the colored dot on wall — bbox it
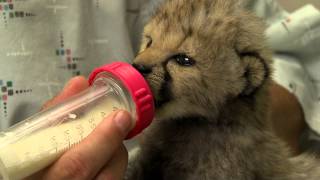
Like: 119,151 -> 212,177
0,80 -> 2,86
2,95 -> 7,101
7,81 -> 12,87
8,89 -> 13,96
25,13 -> 32,17
1,86 -> 7,92
75,71 -> 81,76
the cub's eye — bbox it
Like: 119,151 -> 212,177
145,35 -> 153,48
173,54 -> 195,66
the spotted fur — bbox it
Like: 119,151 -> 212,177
126,0 -> 320,179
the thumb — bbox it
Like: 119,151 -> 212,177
112,110 -> 135,137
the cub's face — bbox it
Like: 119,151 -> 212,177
133,0 -> 271,120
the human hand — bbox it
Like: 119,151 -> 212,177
28,76 -> 132,180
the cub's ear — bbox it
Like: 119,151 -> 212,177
239,52 -> 270,96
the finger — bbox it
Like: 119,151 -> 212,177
42,76 -> 89,110
43,110 -> 133,180
95,144 -> 128,180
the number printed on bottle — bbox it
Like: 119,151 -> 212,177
101,111 -> 107,118
112,106 -> 119,111
89,117 -> 97,130
64,130 -> 71,147
50,136 -> 58,152
76,125 -> 84,139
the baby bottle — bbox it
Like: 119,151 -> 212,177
0,62 -> 154,180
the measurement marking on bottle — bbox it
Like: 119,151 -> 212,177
76,125 -> 84,139
38,144 -> 45,157
100,112 -> 106,118
50,136 -> 58,153
64,130 -> 71,148
89,117 -> 97,130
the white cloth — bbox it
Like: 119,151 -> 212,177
265,4 -> 320,135
245,0 -> 320,135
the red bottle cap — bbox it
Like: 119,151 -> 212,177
88,62 -> 155,139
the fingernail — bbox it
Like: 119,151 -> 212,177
113,111 -> 132,134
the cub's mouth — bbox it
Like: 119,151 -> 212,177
132,63 -> 172,109
154,74 -> 172,108
144,74 -> 172,109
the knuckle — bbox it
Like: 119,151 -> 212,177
60,153 -> 91,179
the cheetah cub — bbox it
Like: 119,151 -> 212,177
127,0 -> 320,179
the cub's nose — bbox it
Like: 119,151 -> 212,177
132,63 -> 152,75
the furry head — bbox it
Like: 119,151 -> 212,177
133,0 -> 272,120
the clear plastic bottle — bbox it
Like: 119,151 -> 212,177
0,62 -> 154,180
